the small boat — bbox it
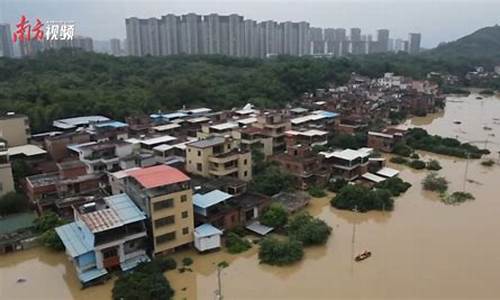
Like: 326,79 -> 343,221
16,278 -> 27,283
355,251 -> 372,262
476,97 -> 483,100
453,120 -> 462,125
483,126 -> 492,131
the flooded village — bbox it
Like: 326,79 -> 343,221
1,74 -> 500,299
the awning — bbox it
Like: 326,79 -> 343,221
361,172 -> 386,183
77,268 -> 108,284
376,167 -> 400,178
120,254 -> 150,272
246,221 -> 274,236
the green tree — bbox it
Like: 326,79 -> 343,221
331,184 -> 394,212
225,232 -> 252,254
259,203 -> 288,228
250,166 -> 296,196
426,159 -> 442,170
0,192 -> 30,216
258,237 -> 304,266
374,177 -> 412,197
422,172 -> 449,193
287,213 -> 332,246
112,261 -> 174,300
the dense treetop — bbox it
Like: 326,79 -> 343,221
0,46 -> 497,132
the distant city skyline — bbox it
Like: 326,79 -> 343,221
1,0 -> 500,49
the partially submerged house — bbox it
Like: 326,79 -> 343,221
56,193 -> 149,287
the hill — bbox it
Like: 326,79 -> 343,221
427,25 -> 500,63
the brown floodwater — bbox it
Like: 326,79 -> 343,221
2,92 -> 500,300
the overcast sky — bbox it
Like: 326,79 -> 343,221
1,0 -> 499,48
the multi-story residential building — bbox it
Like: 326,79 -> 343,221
253,112 -> 291,155
0,24 -> 14,58
408,33 -> 421,54
320,148 -> 371,181
0,140 -> 15,196
68,141 -> 134,173
56,193 -> 149,286
44,131 -> 91,162
185,136 -> 252,181
124,165 -> 194,256
0,113 -> 30,147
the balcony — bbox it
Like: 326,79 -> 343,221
209,166 -> 239,177
208,149 -> 245,164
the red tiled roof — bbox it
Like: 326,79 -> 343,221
127,165 -> 190,189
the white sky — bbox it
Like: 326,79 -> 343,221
1,0 -> 499,48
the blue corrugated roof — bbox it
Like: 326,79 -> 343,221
55,222 -> 93,258
318,111 -> 339,118
94,121 -> 128,128
193,190 -> 233,209
77,267 -> 108,283
194,223 -> 223,237
105,193 -> 146,225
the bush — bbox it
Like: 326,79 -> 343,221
374,177 -> 412,197
422,172 -> 448,193
39,229 -> 64,251
331,184 -> 394,212
426,159 -> 442,170
182,257 -> 193,266
113,261 -> 174,300
410,153 -> 420,159
259,203 -> 288,228
34,212 -> 66,233
0,192 -> 30,216
328,178 -> 348,193
409,159 -> 426,170
225,232 -> 252,254
287,213 -> 332,246
393,143 -> 413,157
250,166 -> 297,196
390,156 -> 409,165
307,186 -> 326,198
156,257 -> 177,272
442,192 -> 475,205
258,237 -> 304,266
481,159 -> 495,167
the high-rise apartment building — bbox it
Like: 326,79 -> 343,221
0,24 -> 14,58
0,113 -> 30,147
408,33 -> 421,54
110,38 -> 121,56
376,29 -> 390,53
124,14 -> 419,58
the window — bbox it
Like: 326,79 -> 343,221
153,198 -> 174,211
182,211 -> 188,218
156,232 -> 176,244
244,159 -> 248,165
244,171 -> 248,177
197,150 -> 201,157
182,227 -> 189,235
154,215 -> 175,228
188,148 -> 191,152
181,195 -> 187,202
196,163 -> 202,172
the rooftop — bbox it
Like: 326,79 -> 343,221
194,223 -> 223,237
0,212 -> 37,236
55,222 -> 94,257
193,189 -> 233,209
152,123 -> 181,132
140,135 -> 177,146
188,137 -> 226,149
210,122 -> 239,131
53,115 -> 110,129
79,193 -> 146,233
128,165 -> 190,189
7,144 -> 47,157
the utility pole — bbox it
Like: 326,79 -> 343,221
350,205 -> 358,275
463,152 -> 470,192
215,261 -> 228,300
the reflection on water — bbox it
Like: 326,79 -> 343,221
2,93 -> 500,299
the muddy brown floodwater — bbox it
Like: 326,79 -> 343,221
2,92 -> 500,300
